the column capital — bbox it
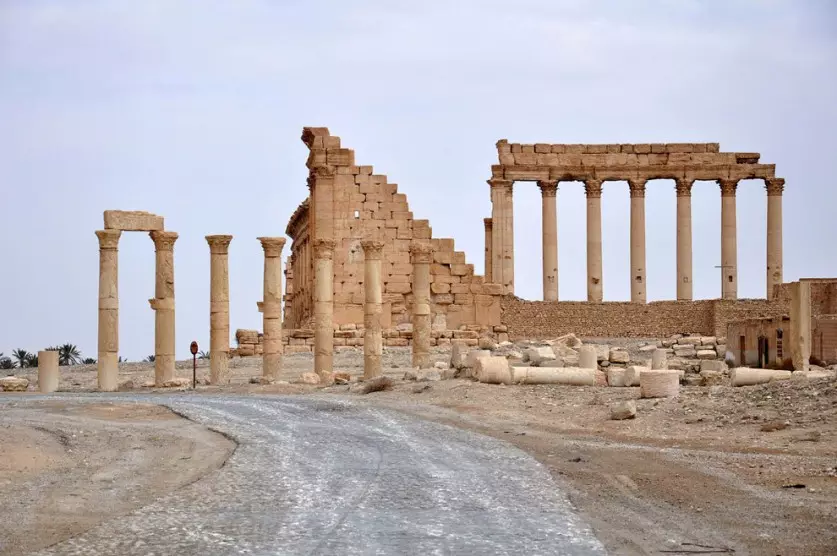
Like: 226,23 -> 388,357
150,230 -> 178,252
360,239 -> 385,260
95,229 -> 122,250
206,234 -> 233,255
628,179 -> 646,198
483,217 -> 493,230
487,178 -> 513,192
312,238 -> 337,260
258,236 -> 286,258
537,180 -> 559,197
675,178 -> 694,197
765,178 -> 785,196
584,179 -> 602,198
409,241 -> 434,264
718,179 -> 738,197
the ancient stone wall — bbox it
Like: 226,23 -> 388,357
774,279 -> 837,317
502,298 -> 788,339
283,128 -> 503,331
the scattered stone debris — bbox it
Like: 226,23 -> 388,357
610,400 -> 637,420
760,420 -> 789,432
352,376 -> 393,394
0,376 -> 29,391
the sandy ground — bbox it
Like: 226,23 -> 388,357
0,401 -> 235,555
6,346 -> 837,554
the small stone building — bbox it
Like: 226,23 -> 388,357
726,317 -> 790,368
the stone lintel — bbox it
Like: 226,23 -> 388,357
104,210 -> 164,231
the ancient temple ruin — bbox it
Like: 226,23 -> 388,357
488,141 -> 784,302
283,127 -> 504,335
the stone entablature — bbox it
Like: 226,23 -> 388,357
493,141 -> 775,182
283,127 -> 504,333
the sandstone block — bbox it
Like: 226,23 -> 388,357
673,345 -> 697,358
700,359 -> 726,372
610,400 -> 637,420
475,356 -> 512,384
450,341 -> 468,369
609,349 -> 630,364
0,376 -> 29,392
104,210 -> 164,231
466,349 -> 492,369
525,346 -> 557,366
640,370 -> 680,398
607,368 -> 627,387
678,337 -> 702,346
299,372 -> 320,385
594,344 -> 610,361
700,336 -> 717,346
696,349 -> 717,360
699,370 -> 724,386
651,348 -> 667,370
638,344 -> 657,353
624,365 -> 648,387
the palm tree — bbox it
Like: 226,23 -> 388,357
12,349 -> 30,368
198,350 -> 209,360
58,343 -> 81,366
82,357 -> 96,365
144,355 -> 156,362
25,353 -> 38,368
0,357 -> 13,370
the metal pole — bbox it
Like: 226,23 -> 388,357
192,354 -> 196,389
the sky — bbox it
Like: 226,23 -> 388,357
1,0 -> 835,361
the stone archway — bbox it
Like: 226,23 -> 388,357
95,210 -> 176,391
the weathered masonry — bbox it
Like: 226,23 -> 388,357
283,128 -> 504,337
487,141 -> 784,303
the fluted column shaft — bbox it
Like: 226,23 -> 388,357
675,179 -> 694,301
538,181 -> 559,301
719,179 -> 738,300
150,231 -> 178,386
361,240 -> 384,378
96,229 -> 121,392
411,242 -> 434,369
766,178 -> 784,300
489,179 -> 514,294
313,239 -> 336,377
585,179 -> 603,302
483,218 -> 493,282
206,235 -> 232,385
259,237 -> 286,382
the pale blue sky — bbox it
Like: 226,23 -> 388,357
1,1 -> 835,360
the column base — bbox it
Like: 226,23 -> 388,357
97,352 -> 119,392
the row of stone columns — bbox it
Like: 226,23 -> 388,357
309,239 -> 434,380
96,230 -> 290,391
487,177 -> 784,302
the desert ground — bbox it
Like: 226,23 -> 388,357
4,343 -> 837,555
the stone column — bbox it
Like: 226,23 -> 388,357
95,229 -> 121,392
38,350 -> 59,393
489,179 -> 514,294
766,178 -> 784,300
629,179 -> 647,304
483,218 -> 493,282
313,239 -> 336,377
675,178 -> 694,301
411,242 -> 434,369
259,237 -> 286,382
361,240 -> 384,378
789,280 -> 811,371
206,235 -> 232,385
149,231 -> 178,386
719,179 -> 738,300
585,179 -> 603,302
538,180 -> 559,301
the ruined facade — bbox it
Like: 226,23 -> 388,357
283,128 -> 504,336
488,141 -> 784,302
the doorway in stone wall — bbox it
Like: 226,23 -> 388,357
739,335 -> 746,368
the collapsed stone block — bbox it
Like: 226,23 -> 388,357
640,370 -> 680,398
610,400 -> 637,420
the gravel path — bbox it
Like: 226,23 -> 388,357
31,394 -> 604,555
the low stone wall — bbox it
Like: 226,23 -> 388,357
230,325 -> 509,356
502,297 -> 789,339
